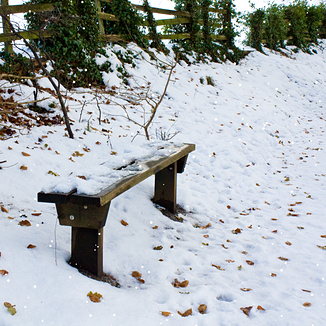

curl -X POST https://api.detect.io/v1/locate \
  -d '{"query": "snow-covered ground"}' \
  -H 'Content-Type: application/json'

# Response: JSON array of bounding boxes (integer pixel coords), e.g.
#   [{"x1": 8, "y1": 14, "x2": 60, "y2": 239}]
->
[{"x1": 1, "y1": 36, "x2": 326, "y2": 325}]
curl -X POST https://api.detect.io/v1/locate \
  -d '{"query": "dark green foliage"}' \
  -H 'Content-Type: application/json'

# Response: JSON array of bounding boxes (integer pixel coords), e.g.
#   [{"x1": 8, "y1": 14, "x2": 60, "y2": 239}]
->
[
  {"x1": 214, "y1": 0, "x2": 242, "y2": 62},
  {"x1": 264, "y1": 4, "x2": 287, "y2": 50},
  {"x1": 0, "y1": 51, "x2": 34, "y2": 77},
  {"x1": 166, "y1": 0, "x2": 241, "y2": 63},
  {"x1": 25, "y1": 0, "x2": 103, "y2": 88},
  {"x1": 284, "y1": 0, "x2": 309, "y2": 51},
  {"x1": 246, "y1": 0, "x2": 326, "y2": 53},
  {"x1": 101, "y1": 0, "x2": 148, "y2": 47},
  {"x1": 247, "y1": 9, "x2": 264, "y2": 52},
  {"x1": 307, "y1": 4, "x2": 325, "y2": 44},
  {"x1": 143, "y1": 0, "x2": 167, "y2": 53}
]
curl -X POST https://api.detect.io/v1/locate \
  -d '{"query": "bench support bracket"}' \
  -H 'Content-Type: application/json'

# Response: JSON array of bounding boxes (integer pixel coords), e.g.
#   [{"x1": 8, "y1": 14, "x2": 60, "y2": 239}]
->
[{"x1": 70, "y1": 227, "x2": 104, "y2": 277}]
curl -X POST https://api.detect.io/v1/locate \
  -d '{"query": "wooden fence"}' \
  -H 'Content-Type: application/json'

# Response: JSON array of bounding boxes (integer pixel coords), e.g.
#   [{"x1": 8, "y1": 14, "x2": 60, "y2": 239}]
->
[{"x1": 0, "y1": 0, "x2": 228, "y2": 52}]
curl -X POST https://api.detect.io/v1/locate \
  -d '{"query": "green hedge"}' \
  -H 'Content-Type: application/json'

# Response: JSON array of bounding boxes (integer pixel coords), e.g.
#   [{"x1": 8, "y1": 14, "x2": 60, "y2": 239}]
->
[{"x1": 246, "y1": 0, "x2": 326, "y2": 53}]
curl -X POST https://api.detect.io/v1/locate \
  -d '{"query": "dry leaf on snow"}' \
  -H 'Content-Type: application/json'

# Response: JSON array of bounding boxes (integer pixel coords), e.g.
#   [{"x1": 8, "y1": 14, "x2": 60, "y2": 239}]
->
[
  {"x1": 121, "y1": 219, "x2": 128, "y2": 226},
  {"x1": 303, "y1": 302, "x2": 311, "y2": 307},
  {"x1": 31, "y1": 213, "x2": 42, "y2": 216},
  {"x1": 240, "y1": 288, "x2": 252, "y2": 292},
  {"x1": 1, "y1": 206, "x2": 9, "y2": 213},
  {"x1": 161, "y1": 311, "x2": 171, "y2": 317},
  {"x1": 212, "y1": 264, "x2": 225, "y2": 271},
  {"x1": 302, "y1": 289, "x2": 311, "y2": 293},
  {"x1": 22, "y1": 152, "x2": 30, "y2": 156},
  {"x1": 232, "y1": 228, "x2": 242, "y2": 234},
  {"x1": 131, "y1": 271, "x2": 145, "y2": 283},
  {"x1": 20, "y1": 165, "x2": 28, "y2": 170},
  {"x1": 4, "y1": 302, "x2": 16, "y2": 315},
  {"x1": 87, "y1": 291, "x2": 102, "y2": 303},
  {"x1": 27, "y1": 244, "x2": 36, "y2": 249},
  {"x1": 257, "y1": 305, "x2": 265, "y2": 311},
  {"x1": 285, "y1": 241, "x2": 292, "y2": 246},
  {"x1": 278, "y1": 257, "x2": 289, "y2": 261},
  {"x1": 19, "y1": 220, "x2": 31, "y2": 226},
  {"x1": 271, "y1": 273, "x2": 277, "y2": 277},
  {"x1": 177, "y1": 308, "x2": 192, "y2": 317},
  {"x1": 198, "y1": 304, "x2": 207, "y2": 314},
  {"x1": 246, "y1": 260, "x2": 254, "y2": 266},
  {"x1": 240, "y1": 306, "x2": 253, "y2": 316},
  {"x1": 172, "y1": 279, "x2": 189, "y2": 288},
  {"x1": 0, "y1": 269, "x2": 9, "y2": 276},
  {"x1": 77, "y1": 175, "x2": 87, "y2": 180}
]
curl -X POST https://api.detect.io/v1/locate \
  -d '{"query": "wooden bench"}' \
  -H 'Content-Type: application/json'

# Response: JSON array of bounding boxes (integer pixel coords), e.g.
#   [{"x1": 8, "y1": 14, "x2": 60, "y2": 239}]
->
[{"x1": 38, "y1": 143, "x2": 195, "y2": 279}]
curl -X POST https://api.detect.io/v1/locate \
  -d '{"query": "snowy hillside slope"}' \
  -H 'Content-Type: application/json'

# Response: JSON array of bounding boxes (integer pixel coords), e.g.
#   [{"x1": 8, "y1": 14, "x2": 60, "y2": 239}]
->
[{"x1": 0, "y1": 42, "x2": 326, "y2": 326}]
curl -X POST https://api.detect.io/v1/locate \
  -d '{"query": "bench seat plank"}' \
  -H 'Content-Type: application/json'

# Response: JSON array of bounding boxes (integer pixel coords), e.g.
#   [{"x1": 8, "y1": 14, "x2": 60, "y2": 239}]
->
[{"x1": 38, "y1": 143, "x2": 195, "y2": 207}]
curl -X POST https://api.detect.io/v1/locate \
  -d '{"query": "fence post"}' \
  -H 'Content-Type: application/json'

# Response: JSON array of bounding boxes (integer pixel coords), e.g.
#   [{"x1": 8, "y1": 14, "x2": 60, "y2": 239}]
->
[
  {"x1": 1, "y1": 0, "x2": 13, "y2": 53},
  {"x1": 95, "y1": 0, "x2": 104, "y2": 35}
]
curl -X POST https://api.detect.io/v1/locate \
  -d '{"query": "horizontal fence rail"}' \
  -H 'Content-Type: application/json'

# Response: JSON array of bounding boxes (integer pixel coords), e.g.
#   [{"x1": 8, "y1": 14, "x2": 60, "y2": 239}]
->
[{"x1": 0, "y1": 0, "x2": 229, "y2": 51}]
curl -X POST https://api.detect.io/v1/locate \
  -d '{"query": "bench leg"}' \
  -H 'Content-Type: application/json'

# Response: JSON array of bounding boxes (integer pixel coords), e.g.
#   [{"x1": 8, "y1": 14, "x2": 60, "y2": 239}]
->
[
  {"x1": 153, "y1": 161, "x2": 177, "y2": 214},
  {"x1": 69, "y1": 227, "x2": 103, "y2": 277}
]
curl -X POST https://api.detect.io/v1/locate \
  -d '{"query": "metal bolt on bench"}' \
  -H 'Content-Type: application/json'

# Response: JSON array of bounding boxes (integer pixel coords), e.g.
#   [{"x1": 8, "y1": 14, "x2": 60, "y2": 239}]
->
[{"x1": 38, "y1": 143, "x2": 195, "y2": 278}]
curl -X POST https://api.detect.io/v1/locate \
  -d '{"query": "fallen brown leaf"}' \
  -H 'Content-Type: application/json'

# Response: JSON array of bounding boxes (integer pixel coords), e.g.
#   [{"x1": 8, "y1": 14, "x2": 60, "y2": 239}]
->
[
  {"x1": 77, "y1": 175, "x2": 87, "y2": 180},
  {"x1": 272, "y1": 230, "x2": 277, "y2": 233},
  {"x1": 161, "y1": 311, "x2": 171, "y2": 317},
  {"x1": 303, "y1": 302, "x2": 311, "y2": 307},
  {"x1": 20, "y1": 165, "x2": 28, "y2": 170},
  {"x1": 87, "y1": 291, "x2": 102, "y2": 303},
  {"x1": 22, "y1": 152, "x2": 30, "y2": 156},
  {"x1": 257, "y1": 305, "x2": 265, "y2": 311},
  {"x1": 321, "y1": 235, "x2": 326, "y2": 238},
  {"x1": 221, "y1": 244, "x2": 228, "y2": 249},
  {"x1": 198, "y1": 304, "x2": 207, "y2": 314},
  {"x1": 212, "y1": 264, "x2": 225, "y2": 270},
  {"x1": 121, "y1": 219, "x2": 128, "y2": 226},
  {"x1": 278, "y1": 257, "x2": 289, "y2": 261},
  {"x1": 242, "y1": 251, "x2": 248, "y2": 255},
  {"x1": 246, "y1": 260, "x2": 254, "y2": 266},
  {"x1": 172, "y1": 279, "x2": 189, "y2": 288},
  {"x1": 0, "y1": 269, "x2": 8, "y2": 276},
  {"x1": 132, "y1": 271, "x2": 142, "y2": 278},
  {"x1": 240, "y1": 306, "x2": 252, "y2": 316},
  {"x1": 302, "y1": 289, "x2": 311, "y2": 293},
  {"x1": 285, "y1": 241, "x2": 292, "y2": 246},
  {"x1": 226, "y1": 259, "x2": 235, "y2": 263},
  {"x1": 232, "y1": 228, "x2": 242, "y2": 234},
  {"x1": 19, "y1": 220, "x2": 31, "y2": 226},
  {"x1": 201, "y1": 223, "x2": 211, "y2": 229},
  {"x1": 240, "y1": 288, "x2": 252, "y2": 292},
  {"x1": 1, "y1": 206, "x2": 9, "y2": 213},
  {"x1": 203, "y1": 234, "x2": 209, "y2": 238},
  {"x1": 31, "y1": 212, "x2": 42, "y2": 216},
  {"x1": 271, "y1": 273, "x2": 277, "y2": 277},
  {"x1": 27, "y1": 244, "x2": 36, "y2": 249},
  {"x1": 177, "y1": 308, "x2": 192, "y2": 317},
  {"x1": 152, "y1": 225, "x2": 158, "y2": 229},
  {"x1": 219, "y1": 219, "x2": 224, "y2": 223}
]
